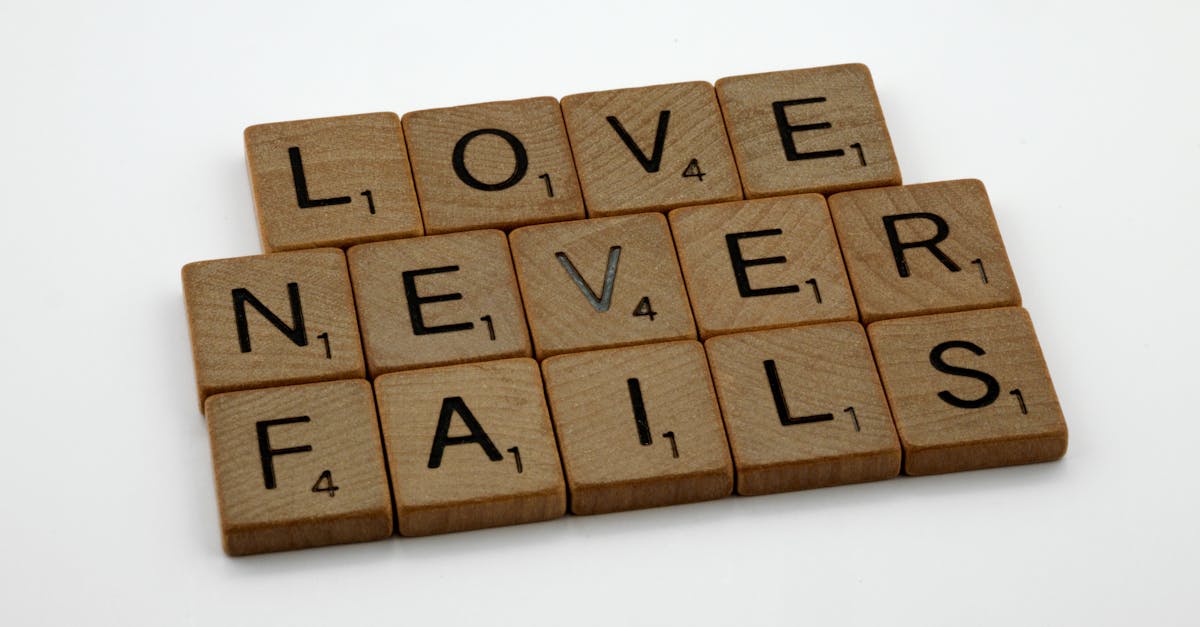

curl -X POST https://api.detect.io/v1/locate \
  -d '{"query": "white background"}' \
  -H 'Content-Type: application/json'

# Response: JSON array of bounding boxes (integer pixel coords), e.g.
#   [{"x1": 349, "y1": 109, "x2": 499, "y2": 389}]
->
[{"x1": 1, "y1": 1, "x2": 1197, "y2": 625}]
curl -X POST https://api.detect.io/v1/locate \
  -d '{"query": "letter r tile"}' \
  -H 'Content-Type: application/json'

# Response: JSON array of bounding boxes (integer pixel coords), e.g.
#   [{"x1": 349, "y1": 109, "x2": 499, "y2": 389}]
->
[
  {"x1": 829, "y1": 179, "x2": 1021, "y2": 324},
  {"x1": 509, "y1": 213, "x2": 696, "y2": 358},
  {"x1": 716, "y1": 64, "x2": 901, "y2": 198}
]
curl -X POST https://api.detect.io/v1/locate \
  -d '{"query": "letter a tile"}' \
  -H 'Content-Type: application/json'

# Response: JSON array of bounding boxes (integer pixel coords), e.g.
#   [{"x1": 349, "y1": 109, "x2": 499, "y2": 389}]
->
[
  {"x1": 205, "y1": 380, "x2": 393, "y2": 555},
  {"x1": 182, "y1": 248, "x2": 365, "y2": 411},
  {"x1": 541, "y1": 341, "x2": 733, "y2": 515},
  {"x1": 716, "y1": 64, "x2": 901, "y2": 198},
  {"x1": 868, "y1": 307, "x2": 1068, "y2": 475},
  {"x1": 375, "y1": 359, "x2": 566, "y2": 536},
  {"x1": 402, "y1": 97, "x2": 585, "y2": 234},
  {"x1": 705, "y1": 322, "x2": 900, "y2": 495},
  {"x1": 244, "y1": 112, "x2": 423, "y2": 252},
  {"x1": 509, "y1": 213, "x2": 696, "y2": 358},
  {"x1": 829, "y1": 179, "x2": 1021, "y2": 324}
]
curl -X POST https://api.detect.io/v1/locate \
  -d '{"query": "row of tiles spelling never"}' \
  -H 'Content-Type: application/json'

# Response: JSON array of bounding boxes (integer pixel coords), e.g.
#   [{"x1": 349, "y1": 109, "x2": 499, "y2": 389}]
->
[
  {"x1": 184, "y1": 180, "x2": 1021, "y2": 408},
  {"x1": 245, "y1": 64, "x2": 902, "y2": 251},
  {"x1": 208, "y1": 310, "x2": 1067, "y2": 556}
]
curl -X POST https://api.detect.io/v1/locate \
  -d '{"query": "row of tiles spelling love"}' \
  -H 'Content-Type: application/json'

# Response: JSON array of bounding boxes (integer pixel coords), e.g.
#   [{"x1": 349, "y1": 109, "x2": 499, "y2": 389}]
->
[
  {"x1": 184, "y1": 179, "x2": 1021, "y2": 409},
  {"x1": 244, "y1": 64, "x2": 902, "y2": 252},
  {"x1": 207, "y1": 308, "x2": 1066, "y2": 556}
]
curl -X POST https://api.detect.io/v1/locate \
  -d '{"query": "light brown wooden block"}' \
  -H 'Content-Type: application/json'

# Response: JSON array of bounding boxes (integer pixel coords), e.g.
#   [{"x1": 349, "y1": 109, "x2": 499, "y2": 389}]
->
[
  {"x1": 867, "y1": 307, "x2": 1067, "y2": 476},
  {"x1": 205, "y1": 379, "x2": 393, "y2": 556},
  {"x1": 374, "y1": 359, "x2": 566, "y2": 536},
  {"x1": 715, "y1": 64, "x2": 901, "y2": 198},
  {"x1": 402, "y1": 97, "x2": 584, "y2": 234},
  {"x1": 509, "y1": 213, "x2": 696, "y2": 358},
  {"x1": 182, "y1": 248, "x2": 365, "y2": 411},
  {"x1": 829, "y1": 179, "x2": 1021, "y2": 324},
  {"x1": 561, "y1": 81, "x2": 742, "y2": 217},
  {"x1": 669, "y1": 193, "x2": 857, "y2": 339},
  {"x1": 541, "y1": 341, "x2": 733, "y2": 515},
  {"x1": 245, "y1": 112, "x2": 423, "y2": 252},
  {"x1": 346, "y1": 229, "x2": 531, "y2": 377},
  {"x1": 705, "y1": 322, "x2": 900, "y2": 495}
]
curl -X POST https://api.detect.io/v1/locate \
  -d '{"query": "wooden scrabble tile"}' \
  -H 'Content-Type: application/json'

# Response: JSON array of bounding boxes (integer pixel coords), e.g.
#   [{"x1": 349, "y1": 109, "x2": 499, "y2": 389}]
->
[
  {"x1": 669, "y1": 193, "x2": 858, "y2": 339},
  {"x1": 705, "y1": 323, "x2": 900, "y2": 495},
  {"x1": 561, "y1": 81, "x2": 742, "y2": 217},
  {"x1": 347, "y1": 229, "x2": 531, "y2": 377},
  {"x1": 205, "y1": 379, "x2": 393, "y2": 555},
  {"x1": 182, "y1": 248, "x2": 365, "y2": 411},
  {"x1": 402, "y1": 97, "x2": 585, "y2": 234},
  {"x1": 867, "y1": 307, "x2": 1067, "y2": 476},
  {"x1": 541, "y1": 341, "x2": 733, "y2": 515},
  {"x1": 716, "y1": 64, "x2": 901, "y2": 198},
  {"x1": 374, "y1": 359, "x2": 566, "y2": 536},
  {"x1": 245, "y1": 112, "x2": 423, "y2": 252},
  {"x1": 829, "y1": 179, "x2": 1021, "y2": 324},
  {"x1": 509, "y1": 213, "x2": 697, "y2": 358}
]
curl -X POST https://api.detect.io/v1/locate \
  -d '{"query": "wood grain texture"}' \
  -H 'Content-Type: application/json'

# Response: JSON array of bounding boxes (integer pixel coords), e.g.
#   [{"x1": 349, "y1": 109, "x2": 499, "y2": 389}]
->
[
  {"x1": 205, "y1": 380, "x2": 393, "y2": 556},
  {"x1": 669, "y1": 193, "x2": 857, "y2": 339},
  {"x1": 509, "y1": 213, "x2": 696, "y2": 358},
  {"x1": 402, "y1": 97, "x2": 584, "y2": 234},
  {"x1": 541, "y1": 341, "x2": 733, "y2": 515},
  {"x1": 374, "y1": 359, "x2": 566, "y2": 536},
  {"x1": 867, "y1": 307, "x2": 1067, "y2": 475},
  {"x1": 245, "y1": 112, "x2": 423, "y2": 252},
  {"x1": 561, "y1": 81, "x2": 742, "y2": 217},
  {"x1": 182, "y1": 248, "x2": 365, "y2": 411},
  {"x1": 715, "y1": 64, "x2": 901, "y2": 198},
  {"x1": 705, "y1": 322, "x2": 900, "y2": 495},
  {"x1": 829, "y1": 179, "x2": 1021, "y2": 324},
  {"x1": 346, "y1": 229, "x2": 531, "y2": 377}
]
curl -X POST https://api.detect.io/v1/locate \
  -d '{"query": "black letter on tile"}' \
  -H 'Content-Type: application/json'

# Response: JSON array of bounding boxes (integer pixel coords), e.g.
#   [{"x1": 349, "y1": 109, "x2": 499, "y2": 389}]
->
[
  {"x1": 882, "y1": 212, "x2": 961, "y2": 278},
  {"x1": 929, "y1": 340, "x2": 1000, "y2": 409},
  {"x1": 725, "y1": 230, "x2": 801, "y2": 298},
  {"x1": 772, "y1": 99, "x2": 845, "y2": 161},
  {"x1": 452, "y1": 128, "x2": 528, "y2": 191},
  {"x1": 232, "y1": 282, "x2": 307, "y2": 353},
  {"x1": 627, "y1": 378, "x2": 653, "y2": 446},
  {"x1": 256, "y1": 416, "x2": 313, "y2": 489},
  {"x1": 402, "y1": 266, "x2": 475, "y2": 336},
  {"x1": 764, "y1": 360, "x2": 833, "y2": 425},
  {"x1": 607, "y1": 110, "x2": 670, "y2": 173},
  {"x1": 288, "y1": 147, "x2": 352, "y2": 208},
  {"x1": 428, "y1": 397, "x2": 504, "y2": 469}
]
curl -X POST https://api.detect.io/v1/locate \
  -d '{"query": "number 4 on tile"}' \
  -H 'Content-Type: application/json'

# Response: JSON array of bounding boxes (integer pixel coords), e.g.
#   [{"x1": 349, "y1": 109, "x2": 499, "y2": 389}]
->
[{"x1": 312, "y1": 470, "x2": 339, "y2": 497}]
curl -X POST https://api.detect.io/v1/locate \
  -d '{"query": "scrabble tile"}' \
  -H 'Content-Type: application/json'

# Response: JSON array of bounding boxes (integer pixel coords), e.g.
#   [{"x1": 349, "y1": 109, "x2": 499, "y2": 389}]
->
[
  {"x1": 829, "y1": 179, "x2": 1021, "y2": 324},
  {"x1": 716, "y1": 64, "x2": 901, "y2": 198},
  {"x1": 245, "y1": 112, "x2": 423, "y2": 252},
  {"x1": 182, "y1": 248, "x2": 365, "y2": 410},
  {"x1": 867, "y1": 307, "x2": 1067, "y2": 476},
  {"x1": 561, "y1": 81, "x2": 742, "y2": 217},
  {"x1": 541, "y1": 341, "x2": 733, "y2": 515},
  {"x1": 705, "y1": 323, "x2": 900, "y2": 495},
  {"x1": 374, "y1": 359, "x2": 566, "y2": 536},
  {"x1": 509, "y1": 213, "x2": 696, "y2": 358},
  {"x1": 669, "y1": 193, "x2": 858, "y2": 339},
  {"x1": 402, "y1": 97, "x2": 585, "y2": 234},
  {"x1": 205, "y1": 379, "x2": 393, "y2": 555},
  {"x1": 347, "y1": 229, "x2": 531, "y2": 377}
]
